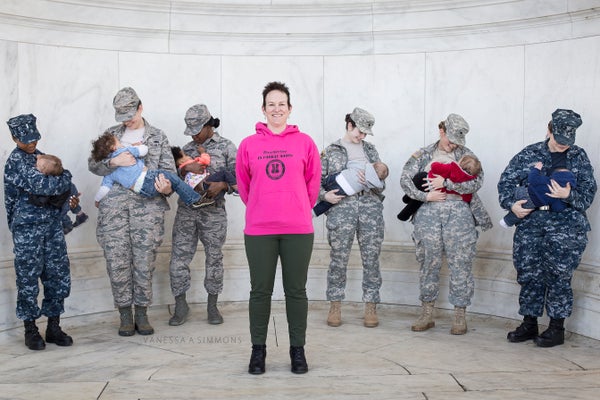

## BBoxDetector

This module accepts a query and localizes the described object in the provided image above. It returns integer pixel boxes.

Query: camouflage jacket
[4,148,72,230]
[88,118,175,209]
[400,141,492,231]
[498,139,596,231]
[320,139,385,202]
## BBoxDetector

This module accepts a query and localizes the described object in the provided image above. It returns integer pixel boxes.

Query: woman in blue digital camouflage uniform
[498,109,596,347]
[5,114,75,350]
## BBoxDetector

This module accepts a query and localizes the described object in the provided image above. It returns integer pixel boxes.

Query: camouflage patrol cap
[113,87,141,122]
[7,113,41,144]
[184,104,212,136]
[551,108,582,146]
[444,113,469,146]
[350,107,375,135]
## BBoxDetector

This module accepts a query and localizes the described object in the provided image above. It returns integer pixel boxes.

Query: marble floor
[1,301,600,400]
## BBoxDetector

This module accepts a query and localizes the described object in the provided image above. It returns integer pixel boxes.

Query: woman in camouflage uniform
[400,114,491,335]
[88,87,176,337]
[168,104,238,327]
[498,109,596,347]
[321,107,386,328]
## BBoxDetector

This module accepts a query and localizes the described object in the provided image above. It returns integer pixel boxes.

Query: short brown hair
[37,154,63,175]
[262,81,291,109]
[438,121,446,132]
[459,155,481,176]
[91,131,117,162]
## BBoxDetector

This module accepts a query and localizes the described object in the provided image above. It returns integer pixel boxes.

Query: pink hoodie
[236,122,321,235]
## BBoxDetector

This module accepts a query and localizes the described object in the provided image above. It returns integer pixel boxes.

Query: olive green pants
[245,234,314,347]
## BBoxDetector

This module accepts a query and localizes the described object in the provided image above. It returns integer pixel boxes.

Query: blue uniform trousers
[12,220,70,320]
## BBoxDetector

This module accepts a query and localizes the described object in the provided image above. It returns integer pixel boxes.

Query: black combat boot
[45,316,74,346]
[534,318,565,347]
[207,293,223,325]
[168,294,189,326]
[248,344,266,375]
[290,345,308,374]
[134,305,154,335]
[507,316,538,343]
[118,306,135,336]
[24,320,45,351]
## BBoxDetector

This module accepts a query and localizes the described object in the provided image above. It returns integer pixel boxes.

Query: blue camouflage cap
[552,108,582,146]
[184,104,212,136]
[444,113,469,146]
[350,107,375,135]
[113,87,141,122]
[7,113,41,144]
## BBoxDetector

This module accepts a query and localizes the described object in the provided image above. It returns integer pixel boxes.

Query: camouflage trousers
[12,220,70,320]
[169,202,227,297]
[412,200,477,307]
[513,212,588,318]
[96,190,166,308]
[326,193,384,303]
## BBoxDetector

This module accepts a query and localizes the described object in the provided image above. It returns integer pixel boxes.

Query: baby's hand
[197,146,206,154]
[534,162,543,170]
[131,141,143,146]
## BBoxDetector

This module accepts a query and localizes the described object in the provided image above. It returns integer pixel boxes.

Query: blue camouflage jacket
[4,148,72,231]
[498,139,597,231]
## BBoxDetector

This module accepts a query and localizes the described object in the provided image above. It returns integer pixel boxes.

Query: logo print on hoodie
[266,159,285,180]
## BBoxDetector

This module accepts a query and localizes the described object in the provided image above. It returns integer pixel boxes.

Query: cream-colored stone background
[1,0,599,338]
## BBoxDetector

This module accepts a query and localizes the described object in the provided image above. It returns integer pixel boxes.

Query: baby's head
[171,146,193,167]
[36,154,63,176]
[91,132,118,162]
[373,161,389,180]
[458,155,481,176]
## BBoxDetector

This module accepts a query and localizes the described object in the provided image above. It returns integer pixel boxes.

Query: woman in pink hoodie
[236,81,321,375]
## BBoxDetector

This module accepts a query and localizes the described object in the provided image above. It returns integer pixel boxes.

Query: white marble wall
[1,0,600,338]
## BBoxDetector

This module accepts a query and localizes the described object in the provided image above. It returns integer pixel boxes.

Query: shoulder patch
[411,149,424,159]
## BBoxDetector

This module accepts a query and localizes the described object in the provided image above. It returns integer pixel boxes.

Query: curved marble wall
[1,0,600,338]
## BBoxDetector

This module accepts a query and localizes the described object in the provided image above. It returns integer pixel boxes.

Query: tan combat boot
[411,301,435,332]
[451,306,467,335]
[327,301,342,327]
[364,302,379,328]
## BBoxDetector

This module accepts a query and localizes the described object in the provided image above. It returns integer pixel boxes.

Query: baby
[398,154,481,221]
[91,132,203,208]
[314,161,389,217]
[499,162,577,228]
[29,154,88,234]
[171,146,238,208]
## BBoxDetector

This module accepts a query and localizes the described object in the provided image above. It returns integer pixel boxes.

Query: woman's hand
[109,151,136,167]
[426,190,447,202]
[511,199,533,218]
[356,169,366,186]
[204,181,227,198]
[428,173,446,190]
[154,173,173,195]
[181,162,206,175]
[69,192,81,210]
[325,189,345,204]
[547,180,571,199]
